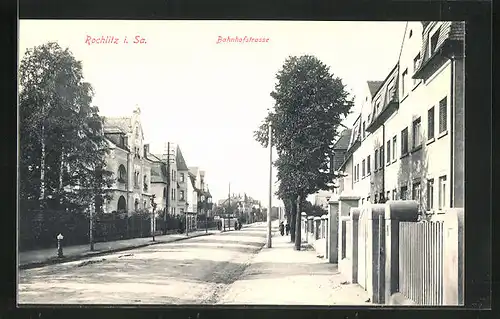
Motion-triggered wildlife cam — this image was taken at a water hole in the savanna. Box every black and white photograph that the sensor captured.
[17,20,466,306]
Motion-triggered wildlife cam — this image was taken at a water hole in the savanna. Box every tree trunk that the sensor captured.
[294,195,302,250]
[290,197,297,242]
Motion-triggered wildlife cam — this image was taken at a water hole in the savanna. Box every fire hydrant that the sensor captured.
[57,233,64,258]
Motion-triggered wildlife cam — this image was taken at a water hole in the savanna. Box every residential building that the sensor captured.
[175,146,189,214]
[338,21,465,213]
[102,106,154,215]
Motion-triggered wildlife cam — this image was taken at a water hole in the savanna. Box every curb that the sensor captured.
[19,232,215,270]
[389,293,417,305]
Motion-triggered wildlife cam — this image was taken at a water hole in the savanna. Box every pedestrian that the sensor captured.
[285,222,290,235]
[279,221,284,236]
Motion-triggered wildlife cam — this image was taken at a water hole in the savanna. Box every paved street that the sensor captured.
[18,222,272,304]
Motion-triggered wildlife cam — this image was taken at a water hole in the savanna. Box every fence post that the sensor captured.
[328,198,339,263]
[384,200,419,304]
[365,204,386,304]
[301,212,307,242]
[443,208,465,305]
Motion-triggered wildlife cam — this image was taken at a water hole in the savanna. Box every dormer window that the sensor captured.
[430,27,441,56]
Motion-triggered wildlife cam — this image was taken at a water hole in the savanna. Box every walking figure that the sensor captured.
[285,222,290,235]
[279,221,285,236]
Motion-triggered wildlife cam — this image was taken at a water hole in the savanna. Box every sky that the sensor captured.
[19,20,407,206]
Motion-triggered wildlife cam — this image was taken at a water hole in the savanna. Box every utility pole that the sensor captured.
[164,142,170,235]
[267,123,272,248]
[228,183,231,231]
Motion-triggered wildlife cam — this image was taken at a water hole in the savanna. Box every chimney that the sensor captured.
[144,144,149,158]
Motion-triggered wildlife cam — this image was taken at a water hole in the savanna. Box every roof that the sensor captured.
[150,164,167,183]
[189,167,199,177]
[103,116,132,134]
[332,129,352,150]
[367,81,384,97]
[176,146,189,171]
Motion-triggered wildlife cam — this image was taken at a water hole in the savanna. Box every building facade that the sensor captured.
[339,21,465,213]
[102,106,154,215]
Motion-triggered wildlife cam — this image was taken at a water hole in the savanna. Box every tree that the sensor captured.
[19,42,114,219]
[254,55,353,250]
[301,201,328,217]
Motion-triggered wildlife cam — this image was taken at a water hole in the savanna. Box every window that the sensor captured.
[392,136,397,161]
[171,207,175,215]
[362,159,366,177]
[439,176,447,209]
[375,149,379,170]
[379,147,384,167]
[356,164,360,181]
[402,69,408,96]
[379,192,384,202]
[171,169,176,181]
[118,165,126,182]
[386,141,391,164]
[412,182,421,204]
[413,53,421,85]
[428,107,435,139]
[430,27,441,55]
[367,155,371,174]
[392,189,397,200]
[134,171,139,187]
[439,97,447,133]
[171,188,176,200]
[388,81,396,101]
[180,173,185,183]
[400,186,408,200]
[413,117,422,148]
[427,179,434,210]
[362,121,366,139]
[179,190,185,201]
[401,128,409,155]
[180,208,184,214]
[143,175,148,191]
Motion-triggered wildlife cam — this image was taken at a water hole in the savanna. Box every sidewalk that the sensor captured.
[19,229,217,270]
[218,228,372,305]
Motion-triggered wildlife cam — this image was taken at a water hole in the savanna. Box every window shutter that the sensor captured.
[439,97,447,133]
[428,107,435,139]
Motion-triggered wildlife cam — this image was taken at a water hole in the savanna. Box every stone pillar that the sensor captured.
[320,215,326,239]
[365,204,386,304]
[443,208,465,305]
[384,200,419,303]
[338,195,360,266]
[321,214,328,259]
[307,216,314,244]
[301,212,307,242]
[328,199,339,263]
[314,216,321,240]
[349,208,360,284]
